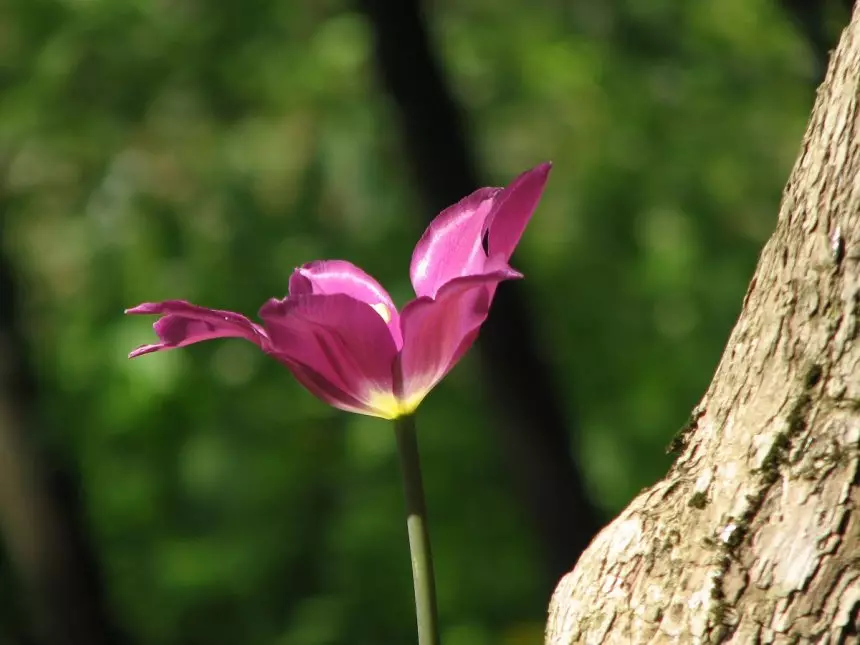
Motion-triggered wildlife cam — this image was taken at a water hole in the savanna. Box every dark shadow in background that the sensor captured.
[355,0,603,582]
[779,0,855,83]
[0,211,130,645]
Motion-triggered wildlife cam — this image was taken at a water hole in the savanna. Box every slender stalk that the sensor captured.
[394,415,440,645]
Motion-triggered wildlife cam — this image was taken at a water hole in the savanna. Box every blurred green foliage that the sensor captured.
[0,0,827,643]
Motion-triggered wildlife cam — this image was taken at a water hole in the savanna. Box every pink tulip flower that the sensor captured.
[127,163,551,419]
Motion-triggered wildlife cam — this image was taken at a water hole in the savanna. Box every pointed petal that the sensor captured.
[289,260,402,348]
[125,300,268,358]
[396,269,520,411]
[486,162,551,261]
[259,294,400,418]
[410,187,502,299]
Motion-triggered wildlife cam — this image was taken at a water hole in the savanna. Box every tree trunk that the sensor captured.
[546,5,860,645]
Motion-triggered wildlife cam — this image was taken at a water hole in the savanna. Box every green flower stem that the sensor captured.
[394,415,440,645]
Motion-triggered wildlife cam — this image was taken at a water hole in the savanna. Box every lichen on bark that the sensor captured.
[546,4,860,644]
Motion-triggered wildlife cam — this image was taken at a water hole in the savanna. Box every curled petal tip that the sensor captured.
[521,162,552,186]
[484,257,524,280]
[128,344,163,358]
[527,161,552,179]
[506,268,525,280]
[125,304,156,315]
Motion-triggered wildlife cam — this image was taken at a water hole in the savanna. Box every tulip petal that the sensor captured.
[397,269,520,411]
[485,162,551,262]
[259,294,400,418]
[125,300,268,358]
[289,260,402,348]
[410,187,502,299]
[409,163,551,300]
[282,359,384,416]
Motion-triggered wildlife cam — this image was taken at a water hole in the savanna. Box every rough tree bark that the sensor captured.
[546,5,860,645]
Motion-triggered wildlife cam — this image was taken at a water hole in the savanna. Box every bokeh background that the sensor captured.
[0,1,851,644]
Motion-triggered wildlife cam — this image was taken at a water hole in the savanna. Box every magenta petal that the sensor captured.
[282,358,383,416]
[485,162,551,262]
[259,294,400,418]
[125,300,268,358]
[410,187,503,299]
[397,270,519,409]
[289,260,402,348]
